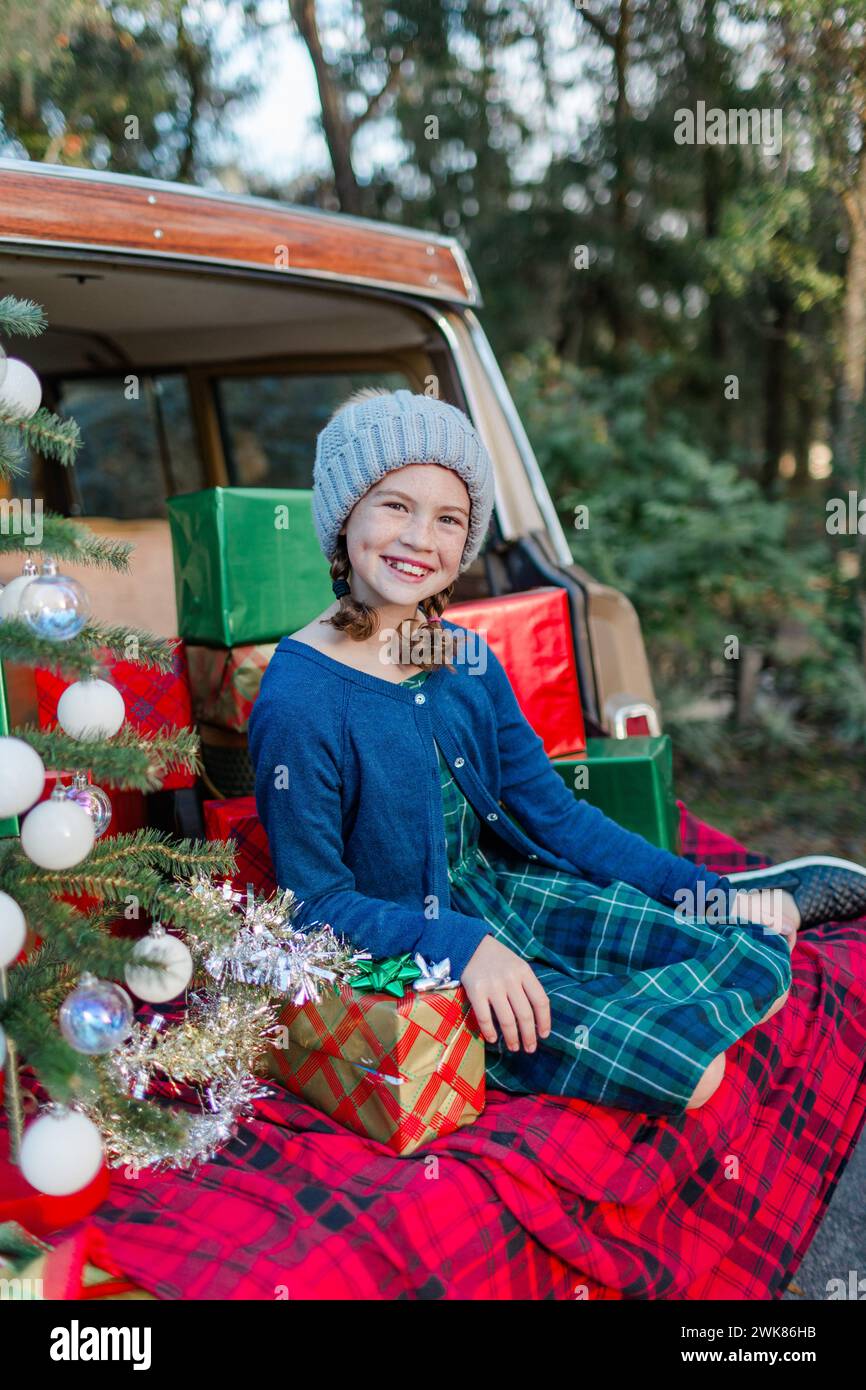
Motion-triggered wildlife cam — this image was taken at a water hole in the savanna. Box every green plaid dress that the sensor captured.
[401,669,792,1117]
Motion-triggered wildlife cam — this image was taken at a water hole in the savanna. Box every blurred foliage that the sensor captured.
[0,0,258,176]
[2,0,866,782]
[507,343,866,758]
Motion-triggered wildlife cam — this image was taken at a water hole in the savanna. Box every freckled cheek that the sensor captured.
[442,531,467,563]
[354,517,401,552]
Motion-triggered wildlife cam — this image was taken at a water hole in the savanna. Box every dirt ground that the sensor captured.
[675,744,866,864]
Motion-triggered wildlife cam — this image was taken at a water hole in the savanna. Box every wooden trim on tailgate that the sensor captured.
[0,162,479,306]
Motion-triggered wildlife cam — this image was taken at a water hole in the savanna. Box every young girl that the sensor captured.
[248,386,866,1118]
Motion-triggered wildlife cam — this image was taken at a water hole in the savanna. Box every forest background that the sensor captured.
[2,0,865,856]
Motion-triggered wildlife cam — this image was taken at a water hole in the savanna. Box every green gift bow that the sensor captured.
[346,953,423,997]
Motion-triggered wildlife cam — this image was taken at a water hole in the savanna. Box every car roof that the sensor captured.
[0,157,481,308]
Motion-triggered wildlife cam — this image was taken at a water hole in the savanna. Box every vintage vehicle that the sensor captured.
[0,157,658,747]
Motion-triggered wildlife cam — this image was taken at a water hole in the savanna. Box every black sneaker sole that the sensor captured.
[726,855,866,884]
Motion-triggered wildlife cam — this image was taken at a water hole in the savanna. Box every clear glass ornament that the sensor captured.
[65,771,113,837]
[18,556,91,641]
[59,972,134,1055]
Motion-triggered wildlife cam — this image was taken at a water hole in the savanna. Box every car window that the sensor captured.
[214,371,410,488]
[55,374,202,518]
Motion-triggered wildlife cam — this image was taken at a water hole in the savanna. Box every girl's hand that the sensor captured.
[731,889,799,952]
[461,935,551,1052]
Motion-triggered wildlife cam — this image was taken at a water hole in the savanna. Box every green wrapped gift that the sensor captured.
[552,735,680,853]
[168,487,334,646]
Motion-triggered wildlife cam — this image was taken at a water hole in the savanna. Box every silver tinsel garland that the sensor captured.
[81,873,364,1172]
[186,874,370,1004]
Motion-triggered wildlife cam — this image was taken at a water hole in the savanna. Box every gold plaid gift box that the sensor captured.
[185,641,277,733]
[265,979,486,1156]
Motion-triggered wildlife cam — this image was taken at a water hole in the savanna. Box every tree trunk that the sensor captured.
[837,133,866,666]
[701,0,729,450]
[609,0,632,355]
[289,0,363,215]
[761,280,791,493]
[735,644,764,727]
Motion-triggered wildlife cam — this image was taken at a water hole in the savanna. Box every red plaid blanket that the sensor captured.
[4,804,866,1299]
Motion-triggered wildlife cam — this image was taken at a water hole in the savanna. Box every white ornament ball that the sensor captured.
[57,679,126,740]
[0,736,45,817]
[125,931,194,1003]
[0,571,37,619]
[0,357,42,418]
[19,1108,104,1196]
[20,797,95,869]
[0,889,27,968]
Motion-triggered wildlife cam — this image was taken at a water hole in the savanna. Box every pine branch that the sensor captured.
[10,721,202,791]
[0,616,178,677]
[1,833,238,935]
[118,831,237,878]
[0,885,93,946]
[3,994,102,1100]
[62,829,237,884]
[0,515,132,570]
[83,622,180,672]
[0,407,81,472]
[48,931,147,983]
[0,295,48,337]
[6,923,150,996]
[0,934,75,1016]
[9,858,166,905]
[0,438,28,483]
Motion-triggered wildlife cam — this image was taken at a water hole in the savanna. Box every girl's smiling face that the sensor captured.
[339,463,471,615]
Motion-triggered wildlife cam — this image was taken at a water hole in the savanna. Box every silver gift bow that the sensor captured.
[411,952,458,992]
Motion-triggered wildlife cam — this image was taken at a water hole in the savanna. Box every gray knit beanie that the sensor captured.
[312,389,495,575]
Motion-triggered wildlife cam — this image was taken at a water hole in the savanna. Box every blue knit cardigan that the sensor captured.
[247,620,730,979]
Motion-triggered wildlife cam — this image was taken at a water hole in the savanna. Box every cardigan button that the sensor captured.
[454,757,464,768]
[486,811,498,821]
[414,693,426,705]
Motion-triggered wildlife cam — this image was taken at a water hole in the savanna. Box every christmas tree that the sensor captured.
[0,294,357,1192]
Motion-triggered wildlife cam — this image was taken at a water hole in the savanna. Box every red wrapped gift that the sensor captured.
[445,587,585,758]
[203,796,276,898]
[34,641,196,791]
